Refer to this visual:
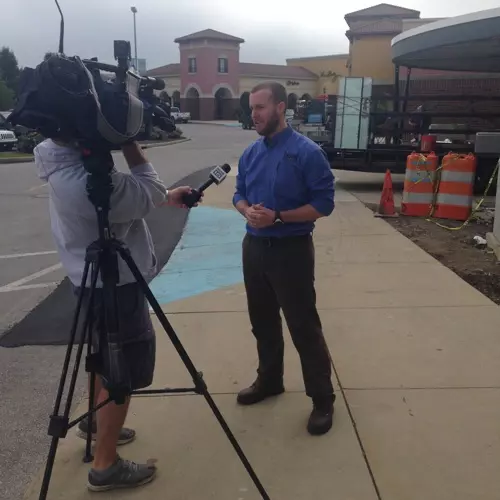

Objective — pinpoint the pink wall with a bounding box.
[179,45,240,97]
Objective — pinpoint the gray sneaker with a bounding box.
[87,456,157,492]
[77,419,136,446]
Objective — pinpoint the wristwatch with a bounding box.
[274,210,284,224]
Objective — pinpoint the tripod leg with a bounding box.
[84,261,101,463]
[39,260,93,500]
[61,262,101,427]
[117,247,270,500]
[84,370,97,462]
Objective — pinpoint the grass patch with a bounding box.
[0,151,33,159]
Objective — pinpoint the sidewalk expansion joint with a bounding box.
[152,304,498,316]
[345,386,500,391]
[329,352,383,500]
[130,389,307,399]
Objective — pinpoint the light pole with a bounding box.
[130,6,138,71]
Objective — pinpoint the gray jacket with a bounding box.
[34,139,167,287]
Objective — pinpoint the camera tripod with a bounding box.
[38,148,270,500]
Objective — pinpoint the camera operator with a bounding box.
[34,137,197,492]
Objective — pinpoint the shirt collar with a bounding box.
[263,125,293,149]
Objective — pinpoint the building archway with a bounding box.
[172,90,181,108]
[240,91,250,114]
[287,93,298,110]
[185,87,200,120]
[214,87,233,120]
[159,91,170,103]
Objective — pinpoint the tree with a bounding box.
[0,79,14,111]
[0,47,20,95]
[44,51,57,61]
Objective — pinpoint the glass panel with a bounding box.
[359,78,372,149]
[334,77,372,149]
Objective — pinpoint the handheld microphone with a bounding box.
[182,163,231,208]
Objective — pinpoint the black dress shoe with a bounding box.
[236,380,285,405]
[307,398,334,435]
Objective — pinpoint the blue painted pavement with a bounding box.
[149,205,247,304]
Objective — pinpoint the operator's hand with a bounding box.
[163,186,203,208]
[246,203,275,228]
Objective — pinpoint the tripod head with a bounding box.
[81,148,115,233]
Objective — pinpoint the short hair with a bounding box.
[250,82,287,107]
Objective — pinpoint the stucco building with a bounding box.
[147,3,498,121]
[147,29,318,121]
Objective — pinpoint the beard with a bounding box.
[256,111,281,137]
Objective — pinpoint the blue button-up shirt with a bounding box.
[232,126,335,237]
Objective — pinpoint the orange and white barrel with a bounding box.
[433,153,476,221]
[401,152,439,217]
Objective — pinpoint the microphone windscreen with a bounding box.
[221,164,231,173]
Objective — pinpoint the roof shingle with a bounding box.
[239,62,318,79]
[147,62,318,80]
[147,63,180,77]
[345,3,420,22]
[347,18,403,36]
[174,29,244,44]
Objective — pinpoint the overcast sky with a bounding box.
[3,0,499,71]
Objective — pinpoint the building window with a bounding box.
[188,57,197,74]
[218,57,228,73]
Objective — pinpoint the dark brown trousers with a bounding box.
[242,233,334,400]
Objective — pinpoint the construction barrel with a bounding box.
[401,151,439,217]
[433,153,477,221]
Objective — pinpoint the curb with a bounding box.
[0,138,191,164]
[141,137,191,149]
[191,121,241,128]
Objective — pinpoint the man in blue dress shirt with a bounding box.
[233,82,336,435]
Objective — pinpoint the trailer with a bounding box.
[319,74,500,191]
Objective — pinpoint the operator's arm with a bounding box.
[280,148,335,223]
[232,155,249,217]
[108,142,167,223]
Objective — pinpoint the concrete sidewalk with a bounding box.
[23,178,500,500]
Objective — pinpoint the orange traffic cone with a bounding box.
[375,169,398,218]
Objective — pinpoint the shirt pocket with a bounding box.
[274,153,308,205]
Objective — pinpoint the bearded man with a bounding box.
[232,82,336,435]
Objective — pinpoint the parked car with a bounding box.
[0,112,18,151]
[1,110,30,138]
[170,107,190,123]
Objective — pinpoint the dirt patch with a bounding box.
[366,203,500,305]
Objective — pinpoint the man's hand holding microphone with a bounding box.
[162,163,231,209]
[162,186,204,209]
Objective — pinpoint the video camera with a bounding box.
[8,38,175,151]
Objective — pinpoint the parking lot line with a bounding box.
[26,182,48,193]
[0,282,60,292]
[0,251,57,259]
[0,263,62,292]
